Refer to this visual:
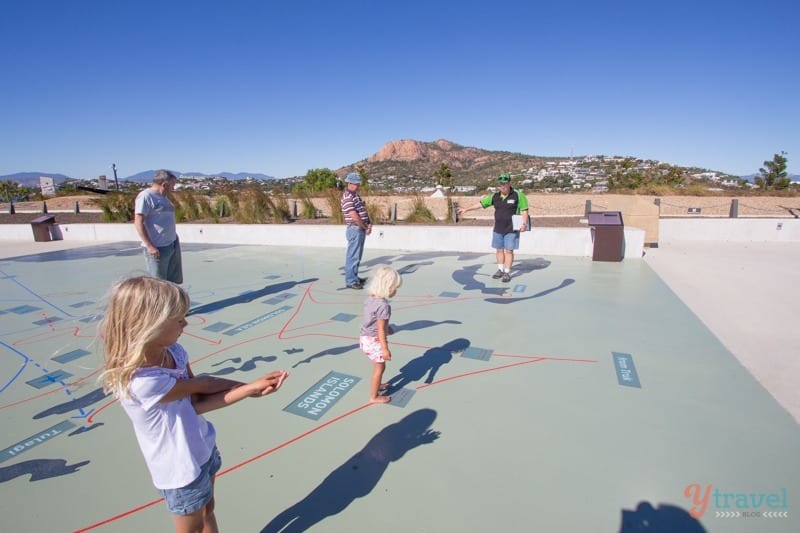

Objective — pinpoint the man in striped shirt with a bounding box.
[340,172,372,289]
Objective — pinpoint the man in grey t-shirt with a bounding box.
[134,170,183,283]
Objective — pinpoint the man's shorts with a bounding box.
[360,335,387,363]
[491,231,520,251]
[159,447,222,516]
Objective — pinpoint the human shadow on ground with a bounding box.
[292,343,359,368]
[69,423,104,436]
[385,338,469,394]
[391,319,461,332]
[396,261,434,275]
[484,278,575,304]
[187,279,317,316]
[512,257,551,274]
[207,355,278,376]
[619,501,706,532]
[0,458,91,483]
[360,252,487,273]
[4,242,236,262]
[260,409,440,533]
[33,387,109,419]
[452,264,506,295]
[453,257,554,296]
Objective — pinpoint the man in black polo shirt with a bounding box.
[457,173,529,283]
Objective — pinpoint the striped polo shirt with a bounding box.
[341,190,371,227]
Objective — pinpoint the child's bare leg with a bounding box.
[370,362,390,403]
[172,507,211,533]
[202,488,219,533]
[171,487,218,533]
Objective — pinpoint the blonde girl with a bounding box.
[99,276,288,533]
[359,266,402,404]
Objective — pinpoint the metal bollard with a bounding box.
[74,201,80,214]
[584,199,592,216]
[730,199,738,218]
[390,203,397,222]
[8,201,14,215]
[452,202,459,223]
[42,201,48,214]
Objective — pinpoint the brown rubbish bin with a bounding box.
[30,214,56,242]
[588,211,624,261]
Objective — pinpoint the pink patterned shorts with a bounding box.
[359,335,386,363]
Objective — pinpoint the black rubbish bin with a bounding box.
[30,214,56,242]
[588,211,624,262]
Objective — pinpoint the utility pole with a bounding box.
[112,163,119,190]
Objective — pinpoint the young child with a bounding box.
[359,266,402,404]
[99,276,288,532]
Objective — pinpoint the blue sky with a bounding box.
[1,0,798,179]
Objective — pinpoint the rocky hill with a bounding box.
[339,138,565,183]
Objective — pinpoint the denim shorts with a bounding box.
[159,448,222,516]
[491,231,520,251]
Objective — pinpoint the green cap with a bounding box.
[498,173,511,183]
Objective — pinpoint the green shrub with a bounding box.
[92,193,135,222]
[323,189,344,224]
[268,191,291,223]
[365,201,383,224]
[295,192,318,219]
[214,196,232,218]
[403,195,436,223]
[234,187,272,224]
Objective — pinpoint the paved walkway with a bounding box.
[643,241,800,424]
[0,240,797,532]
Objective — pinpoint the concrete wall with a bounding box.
[0,222,646,259]
[659,218,800,243]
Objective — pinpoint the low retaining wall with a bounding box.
[0,222,646,259]
[659,218,800,243]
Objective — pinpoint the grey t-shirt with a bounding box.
[135,188,177,247]
[360,296,390,337]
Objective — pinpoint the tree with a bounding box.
[755,152,790,190]
[293,168,338,193]
[434,163,453,189]
[0,179,28,202]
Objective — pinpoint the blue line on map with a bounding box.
[0,341,30,393]
[0,268,75,317]
[26,370,73,389]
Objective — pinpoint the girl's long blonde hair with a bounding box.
[365,266,402,299]
[98,276,189,398]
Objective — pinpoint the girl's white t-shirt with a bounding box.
[119,343,217,489]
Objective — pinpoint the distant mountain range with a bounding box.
[123,170,277,183]
[2,140,797,187]
[0,170,276,187]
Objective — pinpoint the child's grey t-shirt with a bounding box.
[360,296,390,336]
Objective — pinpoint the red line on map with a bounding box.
[76,402,374,531]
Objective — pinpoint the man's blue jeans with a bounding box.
[344,225,366,285]
[143,238,183,284]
